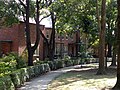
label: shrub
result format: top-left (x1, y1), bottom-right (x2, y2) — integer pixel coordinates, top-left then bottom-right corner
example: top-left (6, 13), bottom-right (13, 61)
top-left (33, 65), bottom-right (40, 76)
top-left (38, 64), bottom-right (45, 74)
top-left (84, 58), bottom-right (90, 64)
top-left (64, 60), bottom-right (73, 67)
top-left (0, 81), bottom-right (6, 90)
top-left (10, 69), bottom-right (29, 88)
top-left (0, 53), bottom-right (27, 76)
top-left (0, 75), bottom-right (15, 90)
top-left (21, 68), bottom-right (30, 81)
top-left (8, 53), bottom-right (27, 69)
top-left (47, 61), bottom-right (55, 70)
top-left (73, 59), bottom-right (80, 65)
top-left (56, 60), bottom-right (65, 69)
top-left (10, 70), bottom-right (21, 88)
top-left (43, 63), bottom-right (50, 72)
top-left (27, 66), bottom-right (35, 79)
top-left (0, 55), bottom-right (17, 74)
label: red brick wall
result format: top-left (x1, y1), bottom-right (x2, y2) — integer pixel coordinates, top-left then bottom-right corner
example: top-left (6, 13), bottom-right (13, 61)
top-left (0, 22), bottom-right (45, 60)
top-left (0, 24), bottom-right (19, 53)
top-left (18, 22), bottom-right (45, 56)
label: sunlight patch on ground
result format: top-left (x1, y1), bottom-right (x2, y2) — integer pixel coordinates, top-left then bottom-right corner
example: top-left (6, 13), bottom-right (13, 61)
top-left (48, 64), bottom-right (116, 90)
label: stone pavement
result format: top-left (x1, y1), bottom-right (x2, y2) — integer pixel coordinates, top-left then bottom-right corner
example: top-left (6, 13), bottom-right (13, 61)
top-left (18, 65), bottom-right (81, 90)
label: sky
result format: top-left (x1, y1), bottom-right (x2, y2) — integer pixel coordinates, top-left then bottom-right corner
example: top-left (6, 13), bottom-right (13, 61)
top-left (40, 16), bottom-right (52, 28)
top-left (18, 15), bottom-right (52, 28)
top-left (15, 0), bottom-right (52, 28)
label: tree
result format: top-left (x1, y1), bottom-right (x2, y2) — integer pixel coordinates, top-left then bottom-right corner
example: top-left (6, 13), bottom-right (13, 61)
top-left (105, 0), bottom-right (117, 66)
top-left (0, 1), bottom-right (19, 27)
top-left (96, 0), bottom-right (106, 75)
top-left (18, 0), bottom-right (41, 66)
top-left (34, 0), bottom-right (56, 61)
top-left (112, 0), bottom-right (120, 89)
top-left (105, 1), bottom-right (117, 65)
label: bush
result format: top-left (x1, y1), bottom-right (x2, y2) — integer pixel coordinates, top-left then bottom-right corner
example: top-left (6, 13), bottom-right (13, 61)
top-left (33, 65), bottom-right (40, 76)
top-left (73, 59), bottom-right (80, 65)
top-left (47, 61), bottom-right (55, 70)
top-left (43, 63), bottom-right (50, 72)
top-left (0, 81), bottom-right (5, 90)
top-left (21, 68), bottom-right (30, 81)
top-left (38, 64), bottom-right (45, 74)
top-left (0, 75), bottom-right (15, 90)
top-left (10, 69), bottom-right (29, 88)
top-left (10, 70), bottom-right (21, 88)
top-left (8, 53), bottom-right (27, 69)
top-left (27, 66), bottom-right (35, 79)
top-left (64, 60), bottom-right (73, 67)
top-left (84, 58), bottom-right (90, 64)
top-left (0, 53), bottom-right (27, 76)
top-left (56, 60), bottom-right (65, 69)
top-left (0, 55), bottom-right (17, 74)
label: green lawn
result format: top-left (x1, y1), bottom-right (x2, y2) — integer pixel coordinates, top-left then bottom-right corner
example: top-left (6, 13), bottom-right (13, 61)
top-left (47, 64), bottom-right (116, 90)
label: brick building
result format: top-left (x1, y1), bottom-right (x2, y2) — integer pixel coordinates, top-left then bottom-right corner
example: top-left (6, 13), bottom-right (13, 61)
top-left (0, 22), bottom-right (81, 60)
top-left (43, 28), bottom-right (81, 59)
top-left (0, 22), bottom-right (45, 58)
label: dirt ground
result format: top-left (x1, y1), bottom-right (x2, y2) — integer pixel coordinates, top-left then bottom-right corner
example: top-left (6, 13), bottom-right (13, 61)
top-left (48, 64), bottom-right (117, 90)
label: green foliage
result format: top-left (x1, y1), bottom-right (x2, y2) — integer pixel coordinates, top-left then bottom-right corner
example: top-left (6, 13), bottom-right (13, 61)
top-left (47, 61), bottom-right (57, 70)
top-left (10, 70), bottom-right (21, 88)
top-left (43, 63), bottom-right (51, 72)
top-left (62, 55), bottom-right (73, 67)
top-left (8, 53), bottom-right (27, 69)
top-left (0, 75), bottom-right (15, 90)
top-left (55, 60), bottom-right (65, 69)
top-left (0, 1), bottom-right (19, 27)
top-left (27, 66), bottom-right (35, 78)
top-left (64, 60), bottom-right (73, 67)
top-left (0, 53), bottom-right (27, 76)
top-left (0, 55), bottom-right (17, 75)
top-left (73, 59), bottom-right (80, 65)
top-left (0, 81), bottom-right (5, 90)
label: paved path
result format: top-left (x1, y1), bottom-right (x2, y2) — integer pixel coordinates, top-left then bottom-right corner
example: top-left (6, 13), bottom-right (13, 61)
top-left (18, 65), bottom-right (81, 90)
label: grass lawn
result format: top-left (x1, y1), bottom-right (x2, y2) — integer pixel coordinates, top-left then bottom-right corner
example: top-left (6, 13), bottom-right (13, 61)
top-left (47, 64), bottom-right (116, 90)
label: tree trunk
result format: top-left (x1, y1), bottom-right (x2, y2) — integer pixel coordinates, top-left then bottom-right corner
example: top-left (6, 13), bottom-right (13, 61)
top-left (107, 43), bottom-right (112, 57)
top-left (111, 47), bottom-right (117, 66)
top-left (112, 0), bottom-right (120, 89)
top-left (22, 0), bottom-right (40, 66)
top-left (47, 11), bottom-right (55, 61)
top-left (105, 44), bottom-right (107, 69)
top-left (107, 22), bottom-right (112, 57)
top-left (96, 0), bottom-right (106, 75)
top-left (76, 30), bottom-right (78, 59)
top-left (24, 0), bottom-right (33, 66)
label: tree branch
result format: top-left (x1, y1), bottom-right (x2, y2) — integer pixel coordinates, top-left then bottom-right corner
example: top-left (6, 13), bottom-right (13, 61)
top-left (39, 14), bottom-right (51, 23)
top-left (16, 2), bottom-right (26, 22)
top-left (18, 0), bottom-right (26, 8)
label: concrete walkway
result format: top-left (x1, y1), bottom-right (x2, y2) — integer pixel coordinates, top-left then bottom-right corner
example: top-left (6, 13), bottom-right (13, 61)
top-left (18, 65), bottom-right (81, 90)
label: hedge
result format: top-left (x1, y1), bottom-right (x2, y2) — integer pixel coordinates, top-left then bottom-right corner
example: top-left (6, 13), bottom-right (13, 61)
top-left (0, 59), bottom-right (81, 90)
top-left (64, 60), bottom-right (73, 67)
top-left (0, 75), bottom-right (15, 90)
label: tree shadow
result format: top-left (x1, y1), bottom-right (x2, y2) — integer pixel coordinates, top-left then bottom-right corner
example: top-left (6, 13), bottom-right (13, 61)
top-left (50, 66), bottom-right (116, 89)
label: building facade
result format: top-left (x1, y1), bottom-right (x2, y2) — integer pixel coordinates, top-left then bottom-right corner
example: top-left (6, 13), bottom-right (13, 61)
top-left (0, 22), bottom-right (81, 60)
